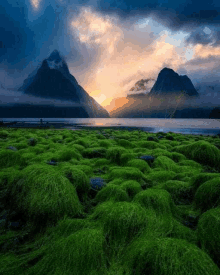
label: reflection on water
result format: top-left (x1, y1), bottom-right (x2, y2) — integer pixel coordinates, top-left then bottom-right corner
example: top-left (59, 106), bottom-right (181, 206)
top-left (1, 118), bottom-right (220, 136)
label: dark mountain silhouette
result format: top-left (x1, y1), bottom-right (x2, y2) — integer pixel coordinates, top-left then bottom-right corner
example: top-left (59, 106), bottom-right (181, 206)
top-left (109, 68), bottom-right (219, 118)
top-left (0, 103), bottom-right (90, 118)
top-left (209, 107), bottom-right (220, 118)
top-left (148, 67), bottom-right (199, 98)
top-left (16, 50), bottom-right (110, 118)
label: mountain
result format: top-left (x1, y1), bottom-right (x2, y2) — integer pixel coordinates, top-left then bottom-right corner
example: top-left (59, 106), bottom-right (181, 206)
top-left (0, 103), bottom-right (90, 118)
top-left (109, 68), bottom-right (219, 118)
top-left (127, 78), bottom-right (155, 96)
top-left (17, 50), bottom-right (110, 118)
top-left (18, 65), bottom-right (41, 91)
top-left (148, 67), bottom-right (199, 99)
top-left (209, 107), bottom-right (220, 118)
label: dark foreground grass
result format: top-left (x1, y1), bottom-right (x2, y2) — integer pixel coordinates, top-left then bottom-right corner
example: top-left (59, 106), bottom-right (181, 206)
top-left (0, 127), bottom-right (220, 274)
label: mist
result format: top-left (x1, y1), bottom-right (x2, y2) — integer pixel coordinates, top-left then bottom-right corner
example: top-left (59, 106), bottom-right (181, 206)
top-left (0, 88), bottom-right (86, 107)
top-left (1, 84), bottom-right (220, 115)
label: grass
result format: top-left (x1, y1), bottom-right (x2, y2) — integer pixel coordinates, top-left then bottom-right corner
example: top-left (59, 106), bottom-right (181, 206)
top-left (0, 127), bottom-right (220, 274)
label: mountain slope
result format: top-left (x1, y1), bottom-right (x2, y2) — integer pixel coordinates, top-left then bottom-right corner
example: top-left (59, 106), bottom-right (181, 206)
top-left (149, 67), bottom-right (199, 98)
top-left (109, 68), bottom-right (218, 118)
top-left (18, 50), bottom-right (110, 118)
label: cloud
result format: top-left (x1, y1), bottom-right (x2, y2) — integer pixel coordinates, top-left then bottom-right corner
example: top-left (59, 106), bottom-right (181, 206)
top-left (95, 0), bottom-right (220, 32)
top-left (1, 0), bottom-right (220, 112)
top-left (0, 88), bottom-right (85, 107)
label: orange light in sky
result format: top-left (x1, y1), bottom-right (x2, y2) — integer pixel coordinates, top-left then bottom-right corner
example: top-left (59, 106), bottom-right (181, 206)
top-left (67, 6), bottom-right (220, 113)
top-left (30, 0), bottom-right (41, 10)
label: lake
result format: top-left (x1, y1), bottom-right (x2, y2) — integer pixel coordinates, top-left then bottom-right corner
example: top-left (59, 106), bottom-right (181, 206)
top-left (1, 118), bottom-right (220, 136)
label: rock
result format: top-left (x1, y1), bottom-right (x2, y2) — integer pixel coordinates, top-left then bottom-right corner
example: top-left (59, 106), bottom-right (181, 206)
top-left (166, 135), bottom-right (174, 140)
top-left (136, 155), bottom-right (155, 167)
top-left (0, 209), bottom-right (26, 231)
top-left (147, 136), bottom-right (157, 141)
top-left (89, 177), bottom-right (107, 191)
top-left (182, 214), bottom-right (199, 230)
top-left (46, 160), bottom-right (59, 166)
top-left (28, 138), bottom-right (38, 146)
top-left (6, 146), bottom-right (18, 151)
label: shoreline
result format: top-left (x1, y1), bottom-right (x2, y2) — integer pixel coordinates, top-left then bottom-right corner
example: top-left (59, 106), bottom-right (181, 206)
top-left (0, 121), bottom-right (220, 136)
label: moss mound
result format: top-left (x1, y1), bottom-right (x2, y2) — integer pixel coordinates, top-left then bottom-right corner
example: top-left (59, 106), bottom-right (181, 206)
top-left (122, 237), bottom-right (220, 275)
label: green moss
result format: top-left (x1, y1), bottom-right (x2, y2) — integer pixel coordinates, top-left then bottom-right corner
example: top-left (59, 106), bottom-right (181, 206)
top-left (120, 180), bottom-right (143, 199)
top-left (152, 180), bottom-right (194, 205)
top-left (107, 178), bottom-right (125, 186)
top-left (0, 149), bottom-right (28, 169)
top-left (145, 170), bottom-right (177, 185)
top-left (107, 166), bottom-right (148, 184)
top-left (173, 140), bottom-right (220, 170)
top-left (1, 128), bottom-right (220, 275)
top-left (8, 164), bottom-right (85, 230)
top-left (170, 152), bottom-right (187, 163)
top-left (87, 201), bottom-right (149, 248)
top-left (126, 158), bottom-right (151, 173)
top-left (122, 237), bottom-right (220, 275)
top-left (94, 184), bottom-right (130, 204)
top-left (120, 152), bottom-right (138, 166)
top-left (136, 140), bottom-right (165, 150)
top-left (98, 140), bottom-right (115, 148)
top-left (93, 158), bottom-right (111, 167)
top-left (73, 138), bottom-right (92, 148)
top-left (196, 207), bottom-right (220, 265)
top-left (106, 146), bottom-right (127, 165)
top-left (166, 218), bottom-right (198, 246)
top-left (56, 163), bottom-right (91, 195)
top-left (115, 138), bottom-right (136, 149)
top-left (194, 177), bottom-right (220, 213)
top-left (132, 188), bottom-right (177, 218)
top-left (82, 147), bottom-right (107, 159)
top-left (189, 172), bottom-right (220, 194)
top-left (27, 228), bottom-right (107, 275)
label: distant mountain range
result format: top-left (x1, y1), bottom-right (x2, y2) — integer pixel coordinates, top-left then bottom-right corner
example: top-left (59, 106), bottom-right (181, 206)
top-left (1, 52), bottom-right (220, 119)
top-left (1, 50), bottom-right (110, 118)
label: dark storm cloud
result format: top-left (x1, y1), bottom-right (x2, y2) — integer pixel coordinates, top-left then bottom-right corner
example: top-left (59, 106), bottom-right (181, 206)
top-left (1, 0), bottom-right (220, 108)
top-left (95, 0), bottom-right (220, 28)
top-left (185, 27), bottom-right (214, 46)
top-left (210, 30), bottom-right (220, 46)
top-left (0, 0), bottom-right (71, 87)
top-left (95, 0), bottom-right (220, 45)
top-left (0, 1), bottom-right (35, 70)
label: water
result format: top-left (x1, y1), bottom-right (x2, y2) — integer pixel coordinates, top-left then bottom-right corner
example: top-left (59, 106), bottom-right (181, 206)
top-left (1, 118), bottom-right (220, 136)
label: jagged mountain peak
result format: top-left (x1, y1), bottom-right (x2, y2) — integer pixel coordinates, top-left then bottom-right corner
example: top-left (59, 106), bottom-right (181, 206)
top-left (149, 67), bottom-right (199, 98)
top-left (158, 67), bottom-right (178, 77)
top-left (47, 49), bottom-right (62, 62)
top-left (45, 50), bottom-right (64, 70)
top-left (17, 51), bottom-right (110, 118)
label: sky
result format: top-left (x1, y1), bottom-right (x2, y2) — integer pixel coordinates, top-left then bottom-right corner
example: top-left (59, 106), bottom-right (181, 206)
top-left (1, 0), bottom-right (220, 111)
